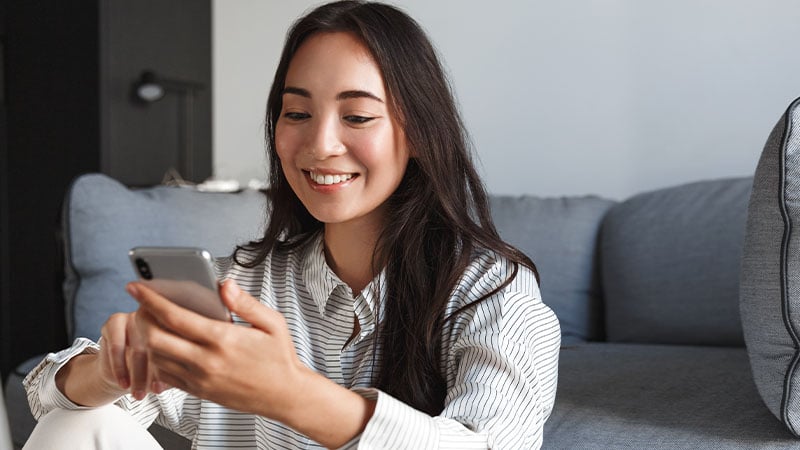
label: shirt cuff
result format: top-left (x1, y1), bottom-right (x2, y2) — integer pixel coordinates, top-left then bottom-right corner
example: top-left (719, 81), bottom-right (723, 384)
top-left (35, 337), bottom-right (101, 410)
top-left (351, 387), bottom-right (438, 449)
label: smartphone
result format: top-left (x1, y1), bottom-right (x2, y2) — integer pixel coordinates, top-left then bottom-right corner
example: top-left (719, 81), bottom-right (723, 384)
top-left (128, 246), bottom-right (232, 322)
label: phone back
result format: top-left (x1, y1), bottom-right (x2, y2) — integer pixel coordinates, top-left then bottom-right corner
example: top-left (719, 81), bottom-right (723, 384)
top-left (129, 247), bottom-right (231, 321)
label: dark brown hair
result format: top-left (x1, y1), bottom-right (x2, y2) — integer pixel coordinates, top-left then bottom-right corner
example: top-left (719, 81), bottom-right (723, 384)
top-left (236, 0), bottom-right (537, 415)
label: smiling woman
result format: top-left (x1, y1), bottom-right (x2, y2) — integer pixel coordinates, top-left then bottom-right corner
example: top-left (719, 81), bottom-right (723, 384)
top-left (23, 1), bottom-right (560, 449)
top-left (275, 32), bottom-right (410, 257)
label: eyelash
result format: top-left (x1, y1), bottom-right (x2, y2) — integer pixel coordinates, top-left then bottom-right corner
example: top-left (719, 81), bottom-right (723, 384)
top-left (283, 112), bottom-right (310, 121)
top-left (282, 112), bottom-right (376, 125)
top-left (344, 115), bottom-right (375, 124)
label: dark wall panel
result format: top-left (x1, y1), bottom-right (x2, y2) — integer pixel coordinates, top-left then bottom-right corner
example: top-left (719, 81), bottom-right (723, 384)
top-left (3, 0), bottom-right (100, 377)
top-left (2, 0), bottom-right (211, 378)
top-left (102, 0), bottom-right (212, 186)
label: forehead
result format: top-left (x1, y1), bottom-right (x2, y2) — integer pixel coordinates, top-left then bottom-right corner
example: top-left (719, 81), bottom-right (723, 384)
top-left (285, 32), bottom-right (386, 96)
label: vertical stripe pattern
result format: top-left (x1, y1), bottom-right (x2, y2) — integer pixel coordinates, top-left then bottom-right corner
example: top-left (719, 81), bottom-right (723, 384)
top-left (25, 233), bottom-right (560, 449)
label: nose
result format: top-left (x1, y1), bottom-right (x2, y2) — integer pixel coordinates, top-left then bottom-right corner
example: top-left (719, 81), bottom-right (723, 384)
top-left (308, 115), bottom-right (346, 160)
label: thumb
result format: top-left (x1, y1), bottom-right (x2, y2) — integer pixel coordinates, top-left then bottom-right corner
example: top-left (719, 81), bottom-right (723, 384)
top-left (220, 279), bottom-right (280, 331)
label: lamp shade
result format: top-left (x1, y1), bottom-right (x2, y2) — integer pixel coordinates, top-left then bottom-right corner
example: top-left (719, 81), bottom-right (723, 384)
top-left (134, 71), bottom-right (165, 102)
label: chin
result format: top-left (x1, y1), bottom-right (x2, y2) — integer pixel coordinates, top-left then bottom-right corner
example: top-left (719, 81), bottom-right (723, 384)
top-left (305, 208), bottom-right (351, 225)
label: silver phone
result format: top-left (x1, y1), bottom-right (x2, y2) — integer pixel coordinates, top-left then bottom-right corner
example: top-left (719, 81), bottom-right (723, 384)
top-left (128, 246), bottom-right (232, 321)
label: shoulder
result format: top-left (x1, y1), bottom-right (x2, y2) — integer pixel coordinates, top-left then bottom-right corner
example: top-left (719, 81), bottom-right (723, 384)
top-left (216, 234), bottom-right (317, 292)
top-left (449, 249), bottom-right (541, 310)
top-left (446, 249), bottom-right (556, 342)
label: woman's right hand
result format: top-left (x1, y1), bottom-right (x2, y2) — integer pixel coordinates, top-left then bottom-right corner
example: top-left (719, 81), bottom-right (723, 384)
top-left (55, 310), bottom-right (162, 406)
top-left (97, 311), bottom-right (168, 400)
top-left (96, 312), bottom-right (142, 399)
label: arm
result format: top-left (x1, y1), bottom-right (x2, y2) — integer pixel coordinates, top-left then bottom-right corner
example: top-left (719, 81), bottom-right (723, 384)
top-left (51, 309), bottom-right (155, 407)
top-left (129, 280), bottom-right (376, 448)
top-left (130, 265), bottom-right (559, 449)
top-left (23, 315), bottom-right (192, 434)
top-left (354, 290), bottom-right (561, 449)
top-left (24, 338), bottom-right (102, 419)
top-left (54, 353), bottom-right (127, 406)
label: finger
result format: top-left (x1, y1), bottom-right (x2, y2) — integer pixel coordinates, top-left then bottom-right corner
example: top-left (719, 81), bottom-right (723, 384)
top-left (151, 379), bottom-right (171, 395)
top-left (128, 282), bottom-right (223, 345)
top-left (106, 338), bottom-right (130, 390)
top-left (152, 368), bottom-right (188, 393)
top-left (150, 353), bottom-right (192, 384)
top-left (102, 314), bottom-right (130, 389)
top-left (137, 308), bottom-right (203, 369)
top-left (126, 315), bottom-right (150, 400)
top-left (220, 280), bottom-right (283, 332)
top-left (147, 353), bottom-right (192, 394)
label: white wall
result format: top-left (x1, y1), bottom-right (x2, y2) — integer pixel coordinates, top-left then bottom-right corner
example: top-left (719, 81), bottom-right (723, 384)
top-left (213, 0), bottom-right (800, 199)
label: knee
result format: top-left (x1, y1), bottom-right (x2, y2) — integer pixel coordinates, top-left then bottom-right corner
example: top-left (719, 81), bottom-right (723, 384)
top-left (24, 405), bottom-right (161, 449)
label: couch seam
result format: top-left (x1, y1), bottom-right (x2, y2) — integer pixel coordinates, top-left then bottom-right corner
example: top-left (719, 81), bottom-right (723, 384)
top-left (780, 96), bottom-right (800, 435)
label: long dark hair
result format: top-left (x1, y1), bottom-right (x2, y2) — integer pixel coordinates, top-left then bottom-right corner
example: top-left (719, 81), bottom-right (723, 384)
top-left (235, 0), bottom-right (538, 415)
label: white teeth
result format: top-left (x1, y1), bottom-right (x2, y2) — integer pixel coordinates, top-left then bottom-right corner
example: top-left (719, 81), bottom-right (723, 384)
top-left (310, 171), bottom-right (354, 185)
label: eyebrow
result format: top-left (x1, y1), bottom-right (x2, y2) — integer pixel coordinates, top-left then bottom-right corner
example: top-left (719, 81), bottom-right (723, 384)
top-left (282, 86), bottom-right (311, 98)
top-left (336, 90), bottom-right (384, 103)
top-left (282, 86), bottom-right (384, 103)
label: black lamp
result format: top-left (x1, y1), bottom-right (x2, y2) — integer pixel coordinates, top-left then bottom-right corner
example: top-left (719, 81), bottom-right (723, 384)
top-left (132, 70), bottom-right (205, 181)
top-left (133, 70), bottom-right (204, 103)
top-left (134, 71), bottom-right (166, 102)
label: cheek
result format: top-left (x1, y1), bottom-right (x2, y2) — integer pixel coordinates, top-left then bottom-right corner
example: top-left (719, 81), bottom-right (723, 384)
top-left (274, 124), bottom-right (297, 161)
top-left (351, 126), bottom-right (407, 168)
top-left (349, 136), bottom-right (382, 165)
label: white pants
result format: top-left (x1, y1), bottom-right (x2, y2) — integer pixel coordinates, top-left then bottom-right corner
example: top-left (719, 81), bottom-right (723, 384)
top-left (23, 405), bottom-right (162, 450)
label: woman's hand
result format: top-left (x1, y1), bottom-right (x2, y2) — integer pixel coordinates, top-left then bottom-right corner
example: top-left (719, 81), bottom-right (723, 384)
top-left (128, 279), bottom-right (376, 447)
top-left (96, 309), bottom-right (168, 400)
top-left (56, 309), bottom-right (166, 406)
top-left (127, 280), bottom-right (309, 421)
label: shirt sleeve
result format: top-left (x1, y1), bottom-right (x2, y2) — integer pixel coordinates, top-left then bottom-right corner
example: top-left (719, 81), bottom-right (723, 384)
top-left (348, 263), bottom-right (561, 450)
top-left (24, 337), bottom-right (101, 418)
top-left (23, 337), bottom-right (197, 439)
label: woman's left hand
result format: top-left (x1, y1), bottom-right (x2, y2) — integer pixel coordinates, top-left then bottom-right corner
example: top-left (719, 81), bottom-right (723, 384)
top-left (127, 279), bottom-right (309, 422)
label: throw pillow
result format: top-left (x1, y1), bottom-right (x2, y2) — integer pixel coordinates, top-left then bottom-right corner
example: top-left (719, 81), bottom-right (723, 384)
top-left (740, 95), bottom-right (800, 436)
top-left (490, 195), bottom-right (616, 343)
top-left (63, 174), bottom-right (266, 342)
top-left (602, 177), bottom-right (751, 346)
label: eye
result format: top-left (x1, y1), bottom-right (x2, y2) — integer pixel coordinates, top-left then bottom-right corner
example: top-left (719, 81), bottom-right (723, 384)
top-left (283, 111), bottom-right (310, 121)
top-left (343, 115), bottom-right (376, 125)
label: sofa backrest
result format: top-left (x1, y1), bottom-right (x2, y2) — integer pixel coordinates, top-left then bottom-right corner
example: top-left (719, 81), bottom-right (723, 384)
top-left (63, 173), bottom-right (266, 342)
top-left (490, 195), bottom-right (616, 343)
top-left (601, 177), bottom-right (752, 346)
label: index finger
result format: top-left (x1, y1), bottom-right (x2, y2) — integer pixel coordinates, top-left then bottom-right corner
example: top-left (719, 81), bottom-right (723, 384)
top-left (126, 282), bottom-right (225, 345)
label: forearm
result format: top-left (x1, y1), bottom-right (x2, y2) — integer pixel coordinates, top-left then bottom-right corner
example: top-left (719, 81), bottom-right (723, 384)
top-left (280, 367), bottom-right (376, 449)
top-left (55, 353), bottom-right (127, 407)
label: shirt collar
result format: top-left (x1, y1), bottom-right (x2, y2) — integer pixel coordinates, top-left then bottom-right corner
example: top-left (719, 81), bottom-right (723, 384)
top-left (302, 234), bottom-right (339, 316)
top-left (302, 233), bottom-right (385, 327)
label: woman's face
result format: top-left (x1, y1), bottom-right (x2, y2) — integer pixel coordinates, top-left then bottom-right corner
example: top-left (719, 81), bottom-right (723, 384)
top-left (275, 32), bottom-right (410, 232)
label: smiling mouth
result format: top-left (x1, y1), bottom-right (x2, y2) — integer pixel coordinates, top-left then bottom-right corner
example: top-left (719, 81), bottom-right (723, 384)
top-left (307, 170), bottom-right (357, 186)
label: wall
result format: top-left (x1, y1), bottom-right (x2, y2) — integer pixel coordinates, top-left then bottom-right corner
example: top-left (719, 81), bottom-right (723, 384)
top-left (213, 0), bottom-right (800, 199)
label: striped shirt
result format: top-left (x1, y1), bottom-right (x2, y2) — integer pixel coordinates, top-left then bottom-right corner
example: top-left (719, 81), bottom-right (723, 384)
top-left (25, 233), bottom-right (561, 449)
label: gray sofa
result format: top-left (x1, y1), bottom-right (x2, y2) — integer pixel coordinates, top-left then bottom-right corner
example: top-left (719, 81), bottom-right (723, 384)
top-left (5, 99), bottom-right (800, 448)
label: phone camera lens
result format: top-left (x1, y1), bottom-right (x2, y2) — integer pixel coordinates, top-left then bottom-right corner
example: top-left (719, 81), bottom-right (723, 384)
top-left (135, 258), bottom-right (153, 280)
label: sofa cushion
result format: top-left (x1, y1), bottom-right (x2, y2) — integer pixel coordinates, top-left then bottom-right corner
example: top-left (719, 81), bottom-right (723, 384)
top-left (601, 177), bottom-right (752, 346)
top-left (740, 96), bottom-right (800, 436)
top-left (64, 173), bottom-right (266, 341)
top-left (490, 195), bottom-right (616, 343)
top-left (544, 343), bottom-right (799, 449)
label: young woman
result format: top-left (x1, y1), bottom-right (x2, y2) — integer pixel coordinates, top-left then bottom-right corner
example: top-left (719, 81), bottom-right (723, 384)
top-left (24, 1), bottom-right (560, 448)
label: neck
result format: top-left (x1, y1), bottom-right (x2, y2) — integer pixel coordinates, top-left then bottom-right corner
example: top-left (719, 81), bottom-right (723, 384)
top-left (323, 220), bottom-right (381, 296)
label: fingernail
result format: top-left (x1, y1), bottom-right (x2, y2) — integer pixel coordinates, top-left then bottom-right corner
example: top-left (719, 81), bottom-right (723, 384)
top-left (126, 283), bottom-right (139, 297)
top-left (119, 376), bottom-right (130, 389)
top-left (133, 390), bottom-right (145, 400)
top-left (152, 381), bottom-right (168, 394)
